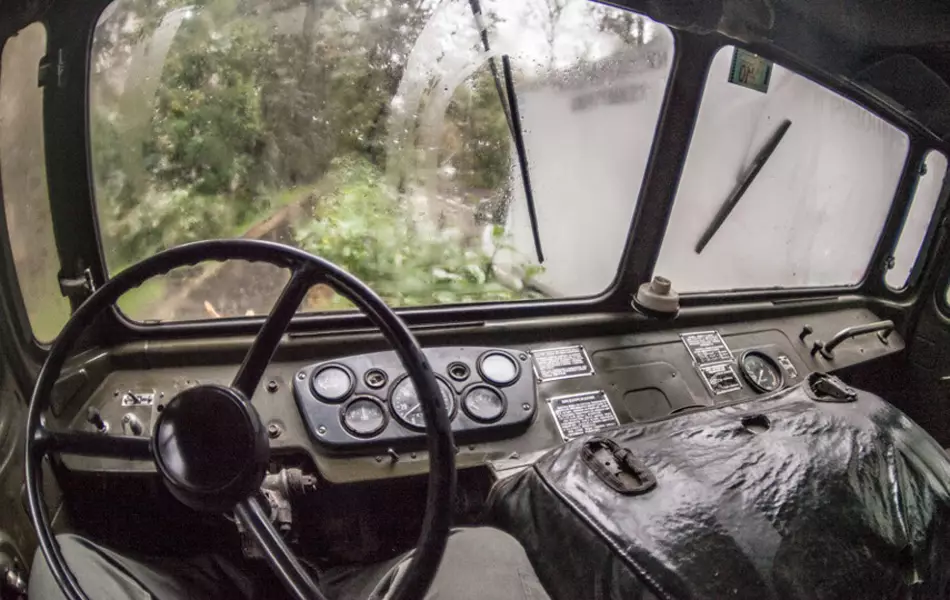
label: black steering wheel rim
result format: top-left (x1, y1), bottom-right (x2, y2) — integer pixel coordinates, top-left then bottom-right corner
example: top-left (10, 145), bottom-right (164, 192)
top-left (24, 239), bottom-right (457, 600)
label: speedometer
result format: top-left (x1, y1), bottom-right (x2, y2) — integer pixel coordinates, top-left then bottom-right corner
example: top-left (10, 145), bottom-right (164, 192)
top-left (390, 376), bottom-right (456, 430)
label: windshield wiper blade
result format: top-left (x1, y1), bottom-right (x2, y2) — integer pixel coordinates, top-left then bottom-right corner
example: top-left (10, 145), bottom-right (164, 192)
top-left (502, 55), bottom-right (544, 263)
top-left (466, 0), bottom-right (544, 263)
top-left (694, 119), bottom-right (792, 254)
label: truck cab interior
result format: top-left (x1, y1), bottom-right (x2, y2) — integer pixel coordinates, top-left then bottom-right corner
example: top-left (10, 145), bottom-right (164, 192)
top-left (2, 0), bottom-right (950, 598)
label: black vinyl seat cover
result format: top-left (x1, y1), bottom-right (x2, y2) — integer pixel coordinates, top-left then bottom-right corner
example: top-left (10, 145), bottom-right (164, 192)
top-left (489, 380), bottom-right (950, 600)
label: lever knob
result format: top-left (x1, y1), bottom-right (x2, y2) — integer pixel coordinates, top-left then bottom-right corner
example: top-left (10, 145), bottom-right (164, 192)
top-left (122, 413), bottom-right (144, 436)
top-left (799, 325), bottom-right (814, 342)
top-left (86, 407), bottom-right (108, 433)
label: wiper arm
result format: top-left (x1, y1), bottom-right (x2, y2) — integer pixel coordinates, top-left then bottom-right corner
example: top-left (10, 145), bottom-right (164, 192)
top-left (467, 0), bottom-right (544, 263)
top-left (468, 0), bottom-right (514, 137)
top-left (694, 119), bottom-right (792, 254)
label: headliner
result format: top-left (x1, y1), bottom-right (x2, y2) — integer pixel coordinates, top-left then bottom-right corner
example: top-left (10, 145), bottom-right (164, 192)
top-left (3, 0), bottom-right (950, 137)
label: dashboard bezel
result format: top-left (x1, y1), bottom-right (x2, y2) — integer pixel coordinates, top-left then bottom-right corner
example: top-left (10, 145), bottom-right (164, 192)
top-left (291, 346), bottom-right (537, 454)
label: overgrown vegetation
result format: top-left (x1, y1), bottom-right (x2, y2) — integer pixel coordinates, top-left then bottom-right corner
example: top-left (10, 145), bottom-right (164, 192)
top-left (295, 157), bottom-right (543, 308)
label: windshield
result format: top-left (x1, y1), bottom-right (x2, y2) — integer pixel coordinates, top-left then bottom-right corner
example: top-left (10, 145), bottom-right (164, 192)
top-left (654, 46), bottom-right (910, 292)
top-left (89, 0), bottom-right (673, 322)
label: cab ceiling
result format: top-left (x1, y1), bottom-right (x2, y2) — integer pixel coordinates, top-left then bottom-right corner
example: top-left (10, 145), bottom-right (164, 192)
top-left (612, 0), bottom-right (950, 139)
top-left (3, 0), bottom-right (950, 137)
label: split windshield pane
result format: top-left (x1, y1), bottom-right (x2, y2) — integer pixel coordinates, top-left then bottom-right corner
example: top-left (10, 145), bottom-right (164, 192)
top-left (90, 0), bottom-right (673, 322)
top-left (654, 46), bottom-right (910, 293)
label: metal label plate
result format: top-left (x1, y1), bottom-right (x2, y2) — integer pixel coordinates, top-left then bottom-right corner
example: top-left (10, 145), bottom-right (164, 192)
top-left (547, 390), bottom-right (619, 441)
top-left (532, 345), bottom-right (595, 382)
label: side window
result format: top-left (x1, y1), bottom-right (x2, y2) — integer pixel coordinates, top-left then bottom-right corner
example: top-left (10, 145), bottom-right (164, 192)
top-left (886, 150), bottom-right (947, 290)
top-left (0, 24), bottom-right (70, 341)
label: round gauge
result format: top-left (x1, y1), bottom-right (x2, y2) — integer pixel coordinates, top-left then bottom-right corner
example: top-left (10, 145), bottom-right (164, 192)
top-left (738, 351), bottom-right (784, 393)
top-left (364, 368), bottom-right (388, 389)
top-left (390, 376), bottom-right (456, 430)
top-left (478, 352), bottom-right (520, 387)
top-left (462, 385), bottom-right (506, 423)
top-left (311, 365), bottom-right (354, 402)
top-left (341, 397), bottom-right (387, 437)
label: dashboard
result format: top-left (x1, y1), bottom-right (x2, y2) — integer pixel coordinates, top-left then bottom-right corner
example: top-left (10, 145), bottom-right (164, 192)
top-left (58, 306), bottom-right (903, 482)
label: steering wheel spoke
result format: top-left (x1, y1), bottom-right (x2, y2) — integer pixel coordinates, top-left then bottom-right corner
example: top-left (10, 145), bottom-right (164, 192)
top-left (232, 264), bottom-right (320, 399)
top-left (234, 496), bottom-right (327, 600)
top-left (34, 426), bottom-right (152, 460)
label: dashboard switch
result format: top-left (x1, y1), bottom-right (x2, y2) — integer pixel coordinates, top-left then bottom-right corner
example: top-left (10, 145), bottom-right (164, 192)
top-left (86, 407), bottom-right (108, 433)
top-left (121, 413), bottom-right (144, 436)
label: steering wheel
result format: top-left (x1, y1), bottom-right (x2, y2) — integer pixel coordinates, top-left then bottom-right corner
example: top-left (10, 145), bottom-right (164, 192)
top-left (23, 240), bottom-right (457, 600)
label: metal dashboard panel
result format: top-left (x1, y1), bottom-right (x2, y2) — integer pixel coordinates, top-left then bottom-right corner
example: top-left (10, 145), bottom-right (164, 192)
top-left (592, 329), bottom-right (806, 410)
top-left (57, 307), bottom-right (903, 482)
top-left (292, 347), bottom-right (537, 453)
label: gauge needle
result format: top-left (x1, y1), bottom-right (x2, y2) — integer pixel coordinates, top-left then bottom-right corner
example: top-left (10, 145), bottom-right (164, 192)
top-left (403, 403), bottom-right (422, 418)
top-left (755, 367), bottom-right (766, 383)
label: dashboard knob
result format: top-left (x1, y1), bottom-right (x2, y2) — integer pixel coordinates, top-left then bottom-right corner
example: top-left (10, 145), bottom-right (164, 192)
top-left (86, 407), bottom-right (108, 433)
top-left (122, 413), bottom-right (144, 436)
top-left (799, 325), bottom-right (814, 342)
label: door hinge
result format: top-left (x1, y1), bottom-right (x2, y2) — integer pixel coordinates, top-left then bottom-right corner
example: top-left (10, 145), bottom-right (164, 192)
top-left (59, 268), bottom-right (95, 303)
top-left (38, 47), bottom-right (66, 88)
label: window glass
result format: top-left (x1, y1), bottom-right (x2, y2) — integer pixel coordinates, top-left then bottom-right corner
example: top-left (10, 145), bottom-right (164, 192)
top-left (0, 24), bottom-right (70, 341)
top-left (886, 151), bottom-right (947, 290)
top-left (654, 46), bottom-right (909, 293)
top-left (90, 0), bottom-right (673, 322)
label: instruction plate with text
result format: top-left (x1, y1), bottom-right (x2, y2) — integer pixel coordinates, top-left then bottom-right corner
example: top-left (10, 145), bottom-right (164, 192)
top-left (680, 331), bottom-right (735, 366)
top-left (548, 391), bottom-right (619, 441)
top-left (532, 345), bottom-right (595, 382)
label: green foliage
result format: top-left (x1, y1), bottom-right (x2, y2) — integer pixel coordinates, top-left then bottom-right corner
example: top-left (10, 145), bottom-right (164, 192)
top-left (147, 18), bottom-right (270, 198)
top-left (102, 188), bottom-right (246, 266)
top-left (444, 69), bottom-right (512, 191)
top-left (294, 157), bottom-right (541, 307)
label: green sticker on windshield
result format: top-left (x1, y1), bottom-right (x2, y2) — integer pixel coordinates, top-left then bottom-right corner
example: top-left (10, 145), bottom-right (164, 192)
top-left (729, 48), bottom-right (773, 93)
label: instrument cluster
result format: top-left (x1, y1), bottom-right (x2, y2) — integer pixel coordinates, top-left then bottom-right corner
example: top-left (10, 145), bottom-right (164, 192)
top-left (293, 347), bottom-right (538, 452)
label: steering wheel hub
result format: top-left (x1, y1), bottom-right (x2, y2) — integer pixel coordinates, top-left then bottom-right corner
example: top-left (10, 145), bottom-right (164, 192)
top-left (153, 384), bottom-right (269, 512)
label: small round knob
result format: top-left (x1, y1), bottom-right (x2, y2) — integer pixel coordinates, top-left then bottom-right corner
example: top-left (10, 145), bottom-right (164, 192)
top-left (633, 276), bottom-right (679, 318)
top-left (799, 325), bottom-right (814, 342)
top-left (650, 276), bottom-right (672, 295)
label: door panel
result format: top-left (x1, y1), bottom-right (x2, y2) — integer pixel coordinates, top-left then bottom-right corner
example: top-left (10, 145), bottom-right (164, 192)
top-left (0, 361), bottom-right (33, 580)
top-left (902, 301), bottom-right (950, 448)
